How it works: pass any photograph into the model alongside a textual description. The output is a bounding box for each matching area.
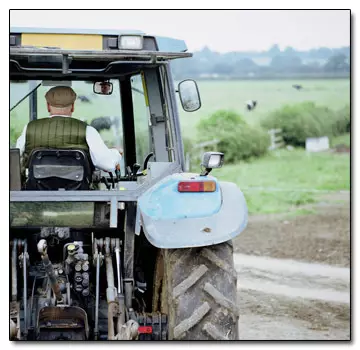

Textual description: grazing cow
[77,95,91,102]
[90,116,112,132]
[292,84,303,90]
[246,100,257,111]
[90,116,121,132]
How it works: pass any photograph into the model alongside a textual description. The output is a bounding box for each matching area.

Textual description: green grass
[177,79,350,139]
[213,148,350,214]
[330,133,351,148]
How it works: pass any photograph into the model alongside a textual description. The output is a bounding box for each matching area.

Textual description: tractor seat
[25,149,94,191]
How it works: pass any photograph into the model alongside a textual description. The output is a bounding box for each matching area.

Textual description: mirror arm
[200,168,212,177]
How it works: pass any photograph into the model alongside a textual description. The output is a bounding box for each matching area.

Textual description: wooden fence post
[268,129,284,150]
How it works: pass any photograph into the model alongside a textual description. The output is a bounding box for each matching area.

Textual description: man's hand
[111,147,123,156]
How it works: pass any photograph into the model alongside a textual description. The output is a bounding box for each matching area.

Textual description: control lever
[102,176,111,190]
[109,172,115,189]
[126,166,132,179]
[37,239,64,304]
[132,163,141,180]
[115,164,121,182]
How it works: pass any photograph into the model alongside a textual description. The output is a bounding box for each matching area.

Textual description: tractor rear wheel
[152,241,239,340]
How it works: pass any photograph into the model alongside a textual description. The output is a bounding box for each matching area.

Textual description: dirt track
[234,192,350,340]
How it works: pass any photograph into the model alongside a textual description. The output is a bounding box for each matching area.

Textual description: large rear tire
[153,241,239,340]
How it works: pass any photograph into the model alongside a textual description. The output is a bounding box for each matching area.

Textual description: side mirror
[93,81,113,95]
[178,79,201,112]
[200,152,224,176]
[202,152,224,169]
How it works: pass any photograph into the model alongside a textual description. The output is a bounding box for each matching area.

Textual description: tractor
[9,27,248,341]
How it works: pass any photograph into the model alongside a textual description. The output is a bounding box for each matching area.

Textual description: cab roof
[10,27,191,80]
[11,26,145,35]
[10,26,189,53]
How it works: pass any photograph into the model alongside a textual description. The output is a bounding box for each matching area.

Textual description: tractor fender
[137,175,248,248]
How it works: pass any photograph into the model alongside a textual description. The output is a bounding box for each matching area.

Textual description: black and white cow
[246,100,258,111]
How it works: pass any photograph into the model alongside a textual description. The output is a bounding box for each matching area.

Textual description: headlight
[118,35,143,50]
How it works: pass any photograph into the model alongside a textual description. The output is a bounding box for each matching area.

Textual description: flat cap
[45,86,77,108]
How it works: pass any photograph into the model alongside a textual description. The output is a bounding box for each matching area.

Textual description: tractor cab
[10,28,202,194]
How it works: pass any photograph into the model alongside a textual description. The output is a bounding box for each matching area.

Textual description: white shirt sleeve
[15,124,27,157]
[86,125,122,172]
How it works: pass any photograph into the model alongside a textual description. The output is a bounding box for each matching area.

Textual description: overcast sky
[10,10,350,52]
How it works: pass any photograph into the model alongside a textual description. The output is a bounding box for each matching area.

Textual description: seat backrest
[26,149,93,191]
[10,148,21,190]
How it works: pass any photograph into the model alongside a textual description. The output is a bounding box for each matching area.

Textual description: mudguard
[137,173,248,248]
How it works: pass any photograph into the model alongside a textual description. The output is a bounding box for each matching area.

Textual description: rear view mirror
[178,79,201,112]
[93,81,113,95]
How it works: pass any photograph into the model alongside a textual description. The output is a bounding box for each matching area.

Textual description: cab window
[10,80,124,152]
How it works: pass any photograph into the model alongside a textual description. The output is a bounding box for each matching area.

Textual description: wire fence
[239,187,349,193]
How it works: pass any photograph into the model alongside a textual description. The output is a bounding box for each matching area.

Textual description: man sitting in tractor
[16,86,122,172]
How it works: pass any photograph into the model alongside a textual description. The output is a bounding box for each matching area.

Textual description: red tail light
[178,181,216,192]
[138,326,153,334]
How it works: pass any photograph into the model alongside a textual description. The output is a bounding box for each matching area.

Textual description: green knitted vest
[24,116,89,166]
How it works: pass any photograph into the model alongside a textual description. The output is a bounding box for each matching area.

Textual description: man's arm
[15,125,27,157]
[86,126,122,172]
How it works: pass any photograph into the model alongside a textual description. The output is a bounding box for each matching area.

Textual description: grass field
[331,133,351,148]
[11,79,350,141]
[178,79,350,139]
[214,143,350,214]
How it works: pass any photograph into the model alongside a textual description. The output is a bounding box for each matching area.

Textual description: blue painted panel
[138,173,221,220]
[155,36,188,52]
[140,181,248,249]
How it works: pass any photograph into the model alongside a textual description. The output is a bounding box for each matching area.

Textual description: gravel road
[234,192,350,340]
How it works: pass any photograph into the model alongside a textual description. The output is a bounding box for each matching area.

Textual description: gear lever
[115,164,121,182]
[132,163,141,180]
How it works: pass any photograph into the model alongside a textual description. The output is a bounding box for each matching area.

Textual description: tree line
[171,44,350,80]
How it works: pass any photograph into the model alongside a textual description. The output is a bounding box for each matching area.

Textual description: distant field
[10,79,350,144]
[178,79,350,139]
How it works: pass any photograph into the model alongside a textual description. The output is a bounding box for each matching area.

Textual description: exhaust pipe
[37,239,63,303]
